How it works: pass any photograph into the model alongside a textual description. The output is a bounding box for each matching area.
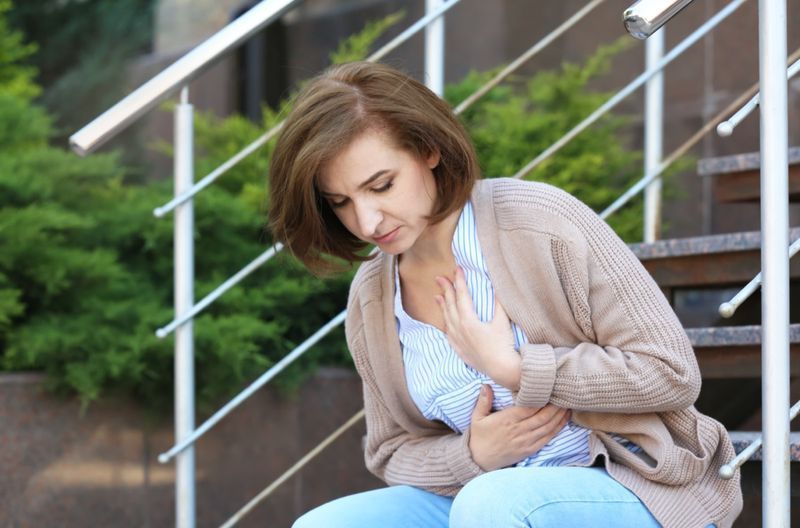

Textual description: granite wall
[0,369,381,527]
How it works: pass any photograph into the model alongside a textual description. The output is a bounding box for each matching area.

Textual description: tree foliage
[1,6,656,411]
[7,0,156,136]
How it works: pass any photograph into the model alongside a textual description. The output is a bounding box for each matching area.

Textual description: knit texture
[344,177,743,528]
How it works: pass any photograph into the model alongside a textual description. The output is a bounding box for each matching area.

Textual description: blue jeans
[293,466,711,527]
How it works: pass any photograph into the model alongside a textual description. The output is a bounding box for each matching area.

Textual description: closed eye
[329,198,348,209]
[328,179,394,209]
[373,180,394,193]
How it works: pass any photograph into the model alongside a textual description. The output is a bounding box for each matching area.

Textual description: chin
[376,243,406,256]
[377,237,414,256]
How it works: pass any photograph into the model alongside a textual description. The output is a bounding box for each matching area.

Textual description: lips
[374,227,400,244]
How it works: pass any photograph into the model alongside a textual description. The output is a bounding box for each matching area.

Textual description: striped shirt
[394,200,592,467]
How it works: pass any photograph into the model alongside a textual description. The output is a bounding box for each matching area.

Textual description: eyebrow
[319,170,391,197]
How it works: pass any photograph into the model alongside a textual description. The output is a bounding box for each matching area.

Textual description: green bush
[1,4,656,411]
[446,37,644,241]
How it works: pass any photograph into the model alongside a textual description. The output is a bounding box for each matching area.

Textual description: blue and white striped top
[394,200,592,467]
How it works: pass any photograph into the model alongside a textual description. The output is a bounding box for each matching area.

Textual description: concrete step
[628,228,800,289]
[686,324,800,378]
[697,146,800,203]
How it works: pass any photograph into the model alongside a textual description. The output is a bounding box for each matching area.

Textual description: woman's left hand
[435,267,522,391]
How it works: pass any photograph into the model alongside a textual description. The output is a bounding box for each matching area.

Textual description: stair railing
[746,2,790,523]
[719,399,800,478]
[719,235,800,318]
[70,0,300,156]
[717,56,800,137]
[153,0,464,219]
[452,0,607,115]
[510,0,748,181]
[623,0,696,39]
[600,46,800,220]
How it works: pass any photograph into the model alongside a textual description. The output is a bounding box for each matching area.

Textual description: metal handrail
[158,310,347,463]
[702,46,800,317]
[719,399,800,479]
[717,57,800,137]
[599,45,800,229]
[753,0,790,521]
[70,0,301,156]
[623,0,696,40]
[511,0,749,181]
[601,76,760,218]
[156,243,283,338]
[720,236,800,318]
[600,48,800,302]
[453,0,606,115]
[219,409,366,527]
[153,0,464,218]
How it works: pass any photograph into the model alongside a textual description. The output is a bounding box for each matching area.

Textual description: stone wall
[0,369,381,527]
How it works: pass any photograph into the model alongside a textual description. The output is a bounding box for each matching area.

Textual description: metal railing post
[758,0,791,525]
[644,28,664,242]
[425,0,445,95]
[174,86,196,528]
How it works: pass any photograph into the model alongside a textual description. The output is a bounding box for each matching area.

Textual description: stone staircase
[628,149,800,526]
[697,147,800,203]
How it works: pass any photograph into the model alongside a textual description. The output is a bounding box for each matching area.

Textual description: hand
[435,266,521,390]
[468,385,571,471]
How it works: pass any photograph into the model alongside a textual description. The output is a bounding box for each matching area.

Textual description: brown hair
[268,61,480,275]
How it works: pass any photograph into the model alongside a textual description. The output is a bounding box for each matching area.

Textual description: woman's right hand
[468,384,571,471]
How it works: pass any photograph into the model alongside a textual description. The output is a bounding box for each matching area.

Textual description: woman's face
[317,129,440,255]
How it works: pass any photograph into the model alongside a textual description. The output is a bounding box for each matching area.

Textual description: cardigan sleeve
[345,280,484,495]
[512,187,701,413]
[359,366,484,494]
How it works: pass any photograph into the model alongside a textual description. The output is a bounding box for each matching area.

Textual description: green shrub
[447,37,644,241]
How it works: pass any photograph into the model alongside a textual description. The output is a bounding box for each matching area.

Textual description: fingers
[452,267,476,315]
[435,267,476,326]
[524,412,571,456]
[519,405,570,431]
[471,384,494,419]
[434,276,459,330]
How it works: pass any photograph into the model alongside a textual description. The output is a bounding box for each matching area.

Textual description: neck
[400,207,462,267]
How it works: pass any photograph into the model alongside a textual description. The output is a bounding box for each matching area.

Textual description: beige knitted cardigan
[344,177,743,528]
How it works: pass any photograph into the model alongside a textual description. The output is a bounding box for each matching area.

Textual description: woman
[268,61,742,528]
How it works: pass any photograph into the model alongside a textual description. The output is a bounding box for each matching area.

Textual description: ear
[426,149,441,170]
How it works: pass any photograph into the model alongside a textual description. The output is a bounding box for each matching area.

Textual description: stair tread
[697,146,800,176]
[628,227,800,260]
[729,431,800,461]
[685,324,800,347]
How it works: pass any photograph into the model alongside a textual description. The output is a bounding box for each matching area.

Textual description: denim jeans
[293,466,716,527]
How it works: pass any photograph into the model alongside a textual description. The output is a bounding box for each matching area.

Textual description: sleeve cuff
[514,343,556,407]
[445,428,485,485]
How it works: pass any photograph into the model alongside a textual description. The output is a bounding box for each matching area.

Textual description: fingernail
[480,385,487,398]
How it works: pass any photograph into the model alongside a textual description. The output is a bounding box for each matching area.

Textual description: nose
[353,198,383,239]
